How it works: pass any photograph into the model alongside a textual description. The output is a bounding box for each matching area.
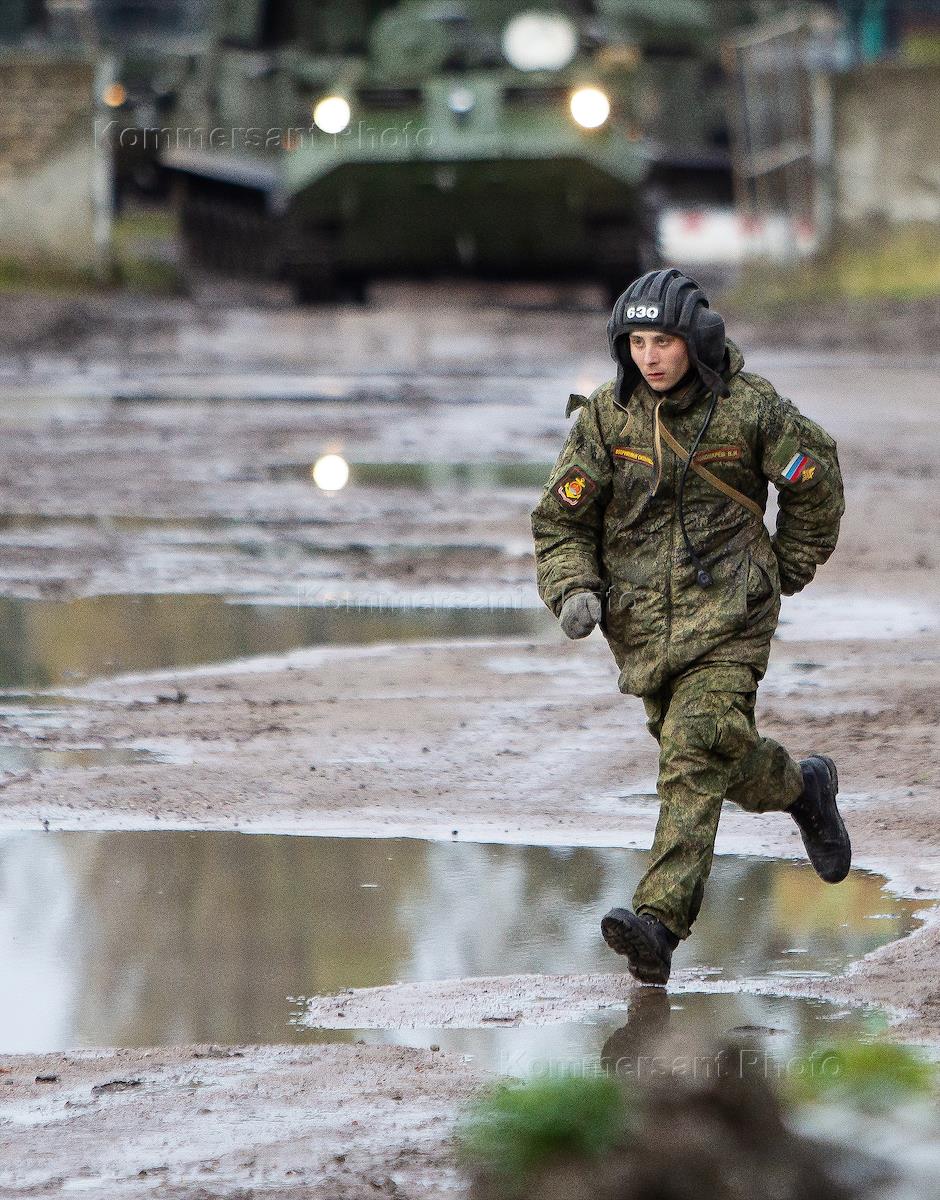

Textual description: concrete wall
[834,63,940,225]
[0,52,111,273]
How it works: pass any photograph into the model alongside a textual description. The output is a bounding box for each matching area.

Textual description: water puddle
[0,582,929,696]
[0,746,179,772]
[0,513,245,534]
[374,994,888,1082]
[0,832,919,1070]
[0,593,550,689]
[267,461,553,489]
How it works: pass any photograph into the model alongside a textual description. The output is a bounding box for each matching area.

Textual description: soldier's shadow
[600,986,672,1078]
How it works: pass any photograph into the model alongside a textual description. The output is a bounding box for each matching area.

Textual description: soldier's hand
[559,592,602,639]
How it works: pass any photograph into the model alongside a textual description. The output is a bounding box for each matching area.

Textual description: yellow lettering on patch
[693,445,744,466]
[614,447,653,467]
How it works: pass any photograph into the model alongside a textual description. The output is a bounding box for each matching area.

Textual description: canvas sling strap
[658,420,764,521]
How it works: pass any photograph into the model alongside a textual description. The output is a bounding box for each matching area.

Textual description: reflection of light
[448,87,475,115]
[102,83,127,108]
[570,87,610,130]
[313,96,351,134]
[502,11,578,72]
[311,454,349,491]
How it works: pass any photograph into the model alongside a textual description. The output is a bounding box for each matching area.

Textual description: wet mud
[0,293,937,1195]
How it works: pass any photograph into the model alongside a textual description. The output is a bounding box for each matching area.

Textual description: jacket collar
[631,375,706,417]
[612,339,745,415]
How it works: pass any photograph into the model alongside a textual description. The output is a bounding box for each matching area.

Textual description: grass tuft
[457,1073,635,1190]
[785,1040,938,1112]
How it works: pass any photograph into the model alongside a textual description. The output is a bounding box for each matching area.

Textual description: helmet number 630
[626,304,660,319]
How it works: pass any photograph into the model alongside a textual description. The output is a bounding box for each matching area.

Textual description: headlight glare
[102,82,127,108]
[502,11,578,72]
[570,86,611,130]
[313,96,351,135]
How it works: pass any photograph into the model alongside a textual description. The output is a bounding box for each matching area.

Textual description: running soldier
[531,269,850,985]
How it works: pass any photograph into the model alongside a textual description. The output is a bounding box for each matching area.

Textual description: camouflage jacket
[531,341,844,696]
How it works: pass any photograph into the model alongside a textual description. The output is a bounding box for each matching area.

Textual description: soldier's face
[628,331,690,392]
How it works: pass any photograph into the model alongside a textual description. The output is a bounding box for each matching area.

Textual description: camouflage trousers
[631,660,804,940]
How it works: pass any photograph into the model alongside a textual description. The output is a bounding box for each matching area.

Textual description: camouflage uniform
[531,340,844,939]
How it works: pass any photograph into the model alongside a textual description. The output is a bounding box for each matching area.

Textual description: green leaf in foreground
[785,1041,938,1111]
[457,1073,635,1187]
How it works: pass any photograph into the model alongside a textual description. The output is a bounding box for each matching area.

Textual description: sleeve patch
[553,465,600,509]
[781,451,821,483]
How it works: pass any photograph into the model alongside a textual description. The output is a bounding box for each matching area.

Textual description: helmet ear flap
[609,332,630,370]
[608,266,726,401]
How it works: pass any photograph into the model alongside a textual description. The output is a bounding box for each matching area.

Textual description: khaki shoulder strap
[658,421,764,520]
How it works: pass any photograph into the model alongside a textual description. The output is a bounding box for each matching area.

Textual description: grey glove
[559,591,602,640]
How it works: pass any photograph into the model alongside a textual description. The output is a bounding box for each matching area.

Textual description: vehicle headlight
[448,87,476,116]
[313,96,351,135]
[102,82,127,108]
[502,10,578,72]
[570,86,610,130]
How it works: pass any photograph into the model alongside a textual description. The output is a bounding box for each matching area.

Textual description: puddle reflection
[0,832,917,1063]
[0,594,550,689]
[0,746,177,771]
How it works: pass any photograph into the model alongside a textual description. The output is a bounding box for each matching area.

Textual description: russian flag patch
[782,451,818,483]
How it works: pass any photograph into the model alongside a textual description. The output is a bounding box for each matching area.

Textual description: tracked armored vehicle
[166,1,751,299]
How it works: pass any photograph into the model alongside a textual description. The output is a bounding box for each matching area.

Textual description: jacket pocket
[601,582,634,647]
[744,546,781,629]
[602,581,666,695]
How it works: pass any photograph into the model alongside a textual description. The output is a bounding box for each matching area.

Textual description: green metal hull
[288,155,646,273]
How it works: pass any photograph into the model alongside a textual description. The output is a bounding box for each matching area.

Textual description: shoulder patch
[781,451,822,484]
[553,465,599,509]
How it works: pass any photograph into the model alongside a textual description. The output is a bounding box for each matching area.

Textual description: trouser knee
[660,692,758,768]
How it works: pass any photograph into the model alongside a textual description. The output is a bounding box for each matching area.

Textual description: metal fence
[724,9,841,258]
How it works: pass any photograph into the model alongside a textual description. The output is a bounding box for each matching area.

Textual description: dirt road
[0,290,937,1196]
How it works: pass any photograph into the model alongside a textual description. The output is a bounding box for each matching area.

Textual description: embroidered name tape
[693,445,744,466]
[782,451,818,483]
[553,466,599,508]
[614,446,653,467]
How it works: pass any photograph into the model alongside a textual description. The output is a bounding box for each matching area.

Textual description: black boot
[601,907,680,986]
[788,755,851,883]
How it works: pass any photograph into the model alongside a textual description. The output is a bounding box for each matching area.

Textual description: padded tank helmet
[608,268,730,401]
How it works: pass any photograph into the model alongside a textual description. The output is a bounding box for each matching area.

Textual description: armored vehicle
[165,1,758,299]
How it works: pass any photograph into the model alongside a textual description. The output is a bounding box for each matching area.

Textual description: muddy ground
[0,287,938,1196]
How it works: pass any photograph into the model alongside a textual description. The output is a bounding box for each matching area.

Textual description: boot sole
[802,755,851,884]
[601,908,671,986]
